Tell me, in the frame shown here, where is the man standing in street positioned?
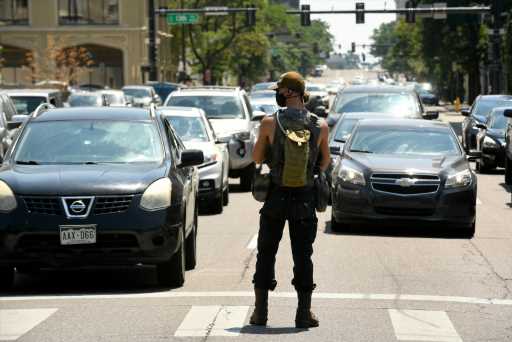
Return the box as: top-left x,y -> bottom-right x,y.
250,71 -> 330,328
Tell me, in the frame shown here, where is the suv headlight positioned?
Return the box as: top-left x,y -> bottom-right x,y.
338,164 -> 366,186
445,169 -> 472,189
482,136 -> 498,148
0,180 -> 17,213
140,178 -> 172,211
234,131 -> 251,141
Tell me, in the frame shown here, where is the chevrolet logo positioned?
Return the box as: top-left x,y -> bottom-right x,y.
395,178 -> 416,187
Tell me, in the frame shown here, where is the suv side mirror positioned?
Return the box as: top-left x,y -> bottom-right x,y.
423,111 -> 439,120
475,123 -> 487,130
179,150 -> 204,168
466,150 -> 482,162
251,111 -> 266,122
504,109 -> 512,118
461,109 -> 470,117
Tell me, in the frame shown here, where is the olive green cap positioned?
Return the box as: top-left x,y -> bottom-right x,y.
269,71 -> 306,93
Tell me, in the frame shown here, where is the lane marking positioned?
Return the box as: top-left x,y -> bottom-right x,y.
175,306 -> 249,337
0,308 -> 58,341
2,291 -> 512,306
389,309 -> 462,342
246,233 -> 258,250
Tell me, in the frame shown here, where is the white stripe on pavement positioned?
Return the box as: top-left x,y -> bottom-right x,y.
476,198 -> 482,205
0,308 -> 58,341
389,309 -> 462,342
175,306 -> 249,337
247,233 -> 258,250
3,291 -> 512,306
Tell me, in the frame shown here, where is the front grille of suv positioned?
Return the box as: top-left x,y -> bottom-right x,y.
22,197 -> 63,215
94,196 -> 133,215
21,195 -> 134,216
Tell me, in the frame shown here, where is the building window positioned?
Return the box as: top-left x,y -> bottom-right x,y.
59,0 -> 119,25
0,0 -> 29,26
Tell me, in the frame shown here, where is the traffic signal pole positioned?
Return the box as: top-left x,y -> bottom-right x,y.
148,0 -> 158,81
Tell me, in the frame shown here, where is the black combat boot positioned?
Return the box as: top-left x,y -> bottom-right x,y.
295,291 -> 319,328
249,288 -> 268,326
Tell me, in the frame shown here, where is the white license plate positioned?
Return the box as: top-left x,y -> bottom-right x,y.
60,225 -> 97,245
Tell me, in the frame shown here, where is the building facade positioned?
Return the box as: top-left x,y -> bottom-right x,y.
0,0 -> 173,88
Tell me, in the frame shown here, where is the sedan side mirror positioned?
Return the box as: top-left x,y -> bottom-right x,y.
423,111 -> 439,120
475,123 -> 487,130
461,109 -> 470,117
8,115 -> 28,130
466,150 -> 482,162
330,146 -> 341,155
179,150 -> 204,168
504,109 -> 512,118
251,111 -> 266,122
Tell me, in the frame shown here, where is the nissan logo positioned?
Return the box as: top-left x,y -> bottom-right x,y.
396,178 -> 415,188
69,200 -> 87,214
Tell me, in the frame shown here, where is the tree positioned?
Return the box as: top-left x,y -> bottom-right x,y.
23,35 -> 94,85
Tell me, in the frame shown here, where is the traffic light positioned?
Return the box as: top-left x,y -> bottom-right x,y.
246,5 -> 256,27
300,4 -> 311,26
356,2 -> 365,24
351,42 -> 356,53
405,1 -> 416,23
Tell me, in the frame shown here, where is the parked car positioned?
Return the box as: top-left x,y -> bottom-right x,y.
461,95 -> 512,152
146,82 -> 184,104
0,92 -> 18,122
331,119 -> 478,238
250,82 -> 275,93
250,90 -> 278,115
159,107 -> 229,214
122,85 -> 162,107
68,92 -> 109,107
0,106 -> 203,289
165,86 -> 263,191
0,93 -> 18,158
327,85 -> 438,128
306,83 -> 329,108
101,90 -> 129,107
503,109 -> 512,184
417,88 -> 439,106
326,80 -> 345,96
5,89 -> 64,114
475,107 -> 510,173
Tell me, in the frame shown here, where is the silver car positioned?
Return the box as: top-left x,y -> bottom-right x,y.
164,87 -> 262,191
159,107 -> 229,214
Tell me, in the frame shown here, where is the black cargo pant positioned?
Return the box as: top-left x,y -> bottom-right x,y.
253,186 -> 318,292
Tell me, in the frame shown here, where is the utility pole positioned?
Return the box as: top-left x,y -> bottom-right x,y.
489,0 -> 503,94
180,0 -> 187,76
148,0 -> 158,81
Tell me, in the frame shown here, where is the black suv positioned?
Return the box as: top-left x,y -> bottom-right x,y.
504,109 -> 512,184
0,105 -> 203,289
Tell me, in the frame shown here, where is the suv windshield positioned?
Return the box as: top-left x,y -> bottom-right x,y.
166,116 -> 209,142
11,96 -> 47,115
474,99 -> 512,117
69,95 -> 102,107
349,127 -> 460,156
333,118 -> 358,142
15,121 -> 163,164
166,95 -> 244,119
334,93 -> 420,117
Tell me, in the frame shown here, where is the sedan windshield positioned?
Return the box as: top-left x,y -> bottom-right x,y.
69,95 -> 102,107
11,96 -> 46,114
15,121 -> 163,164
104,93 -> 125,105
349,127 -> 460,156
167,116 -> 209,142
334,93 -> 420,117
166,95 -> 244,119
474,99 -> 512,117
123,88 -> 151,98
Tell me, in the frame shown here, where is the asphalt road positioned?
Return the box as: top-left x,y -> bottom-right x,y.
2,94 -> 512,341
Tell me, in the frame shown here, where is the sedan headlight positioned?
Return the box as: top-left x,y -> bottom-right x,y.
0,180 -> 17,213
140,178 -> 172,211
234,131 -> 251,141
445,169 -> 472,189
338,164 -> 366,186
482,136 -> 498,148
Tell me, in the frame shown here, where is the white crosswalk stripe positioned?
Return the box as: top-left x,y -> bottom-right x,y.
0,308 -> 58,341
247,233 -> 258,250
174,305 -> 250,337
389,309 -> 462,342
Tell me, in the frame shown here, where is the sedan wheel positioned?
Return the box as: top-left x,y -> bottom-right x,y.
223,187 -> 229,206
331,212 -> 349,233
210,190 -> 224,214
460,222 -> 476,239
505,157 -> 512,185
0,266 -> 15,290
185,211 -> 197,270
157,228 -> 185,287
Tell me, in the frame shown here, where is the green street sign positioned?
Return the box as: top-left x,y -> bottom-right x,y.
167,13 -> 200,25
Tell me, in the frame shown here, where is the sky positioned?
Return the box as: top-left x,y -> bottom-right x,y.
300,0 -> 397,56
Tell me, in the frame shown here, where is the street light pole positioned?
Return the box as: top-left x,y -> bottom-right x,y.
148,0 -> 158,81
180,0 -> 187,76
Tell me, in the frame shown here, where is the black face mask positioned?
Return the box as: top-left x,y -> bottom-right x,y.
275,91 -> 287,107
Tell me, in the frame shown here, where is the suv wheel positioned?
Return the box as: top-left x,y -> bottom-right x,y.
240,164 -> 255,191
185,210 -> 198,270
223,187 -> 229,206
506,157 -> 512,185
0,266 -> 15,290
460,222 -> 476,239
331,212 -> 349,233
210,190 -> 223,214
157,228 -> 185,287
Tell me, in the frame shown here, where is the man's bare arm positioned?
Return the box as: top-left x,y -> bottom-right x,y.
252,116 -> 273,164
318,120 -> 331,171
